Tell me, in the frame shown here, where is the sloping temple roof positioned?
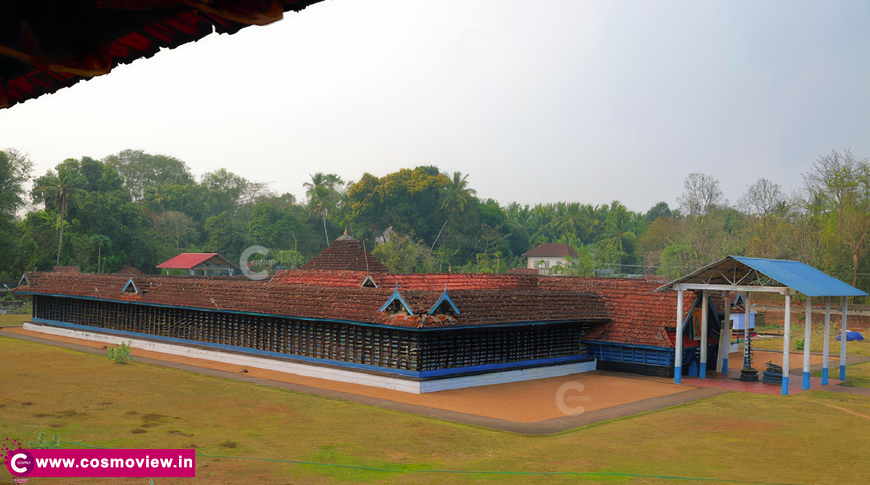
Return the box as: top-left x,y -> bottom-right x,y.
1,0 -> 324,109
657,255 -> 868,297
301,237 -> 389,273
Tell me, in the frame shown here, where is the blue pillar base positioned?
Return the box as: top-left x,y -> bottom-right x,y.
822,367 -> 829,385
722,358 -> 728,375
781,375 -> 790,396
699,365 -> 706,379
802,371 -> 810,390
840,365 -> 846,381
675,367 -> 681,384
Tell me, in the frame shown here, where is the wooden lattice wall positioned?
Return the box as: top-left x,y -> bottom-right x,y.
33,296 -> 590,373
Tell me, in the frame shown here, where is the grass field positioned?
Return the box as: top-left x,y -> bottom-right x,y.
2,334 -> 870,484
0,314 -> 29,326
748,323 -> 870,356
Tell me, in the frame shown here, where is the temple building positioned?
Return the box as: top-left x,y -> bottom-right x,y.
15,236 -> 699,393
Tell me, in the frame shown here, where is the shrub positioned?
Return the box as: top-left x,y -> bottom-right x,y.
29,431 -> 61,449
107,341 -> 134,364
796,339 -> 805,351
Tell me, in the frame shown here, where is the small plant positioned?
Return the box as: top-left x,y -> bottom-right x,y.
28,430 -> 61,449
796,339 -> 805,351
108,341 -> 134,364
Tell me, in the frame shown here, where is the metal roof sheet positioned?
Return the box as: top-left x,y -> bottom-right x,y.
657,255 -> 868,297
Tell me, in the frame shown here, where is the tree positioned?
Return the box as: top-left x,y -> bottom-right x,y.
154,211 -> 198,253
104,149 -> 194,201
658,244 -> 694,279
677,173 -> 724,217
432,171 -> 477,250
304,173 -> 345,246
676,173 -> 728,267
34,166 -> 87,266
0,149 -> 34,276
0,148 -> 34,217
803,149 -> 870,287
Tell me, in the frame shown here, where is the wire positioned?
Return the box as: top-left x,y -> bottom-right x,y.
58,442 -> 801,484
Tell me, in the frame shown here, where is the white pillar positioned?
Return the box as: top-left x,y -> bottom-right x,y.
823,297 -> 831,385
700,290 -> 709,378
841,297 -> 848,381
782,293 -> 791,395
743,293 -> 751,368
803,297 -> 812,390
717,293 -> 731,373
675,289 -> 684,384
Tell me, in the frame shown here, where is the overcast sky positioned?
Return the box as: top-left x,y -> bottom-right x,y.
2,0 -> 869,213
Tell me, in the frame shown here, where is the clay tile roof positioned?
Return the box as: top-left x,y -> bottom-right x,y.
539,276 -> 688,348
53,266 -> 80,273
507,268 -> 541,275
301,239 -> 389,273
156,253 -> 240,271
15,271 -> 611,329
521,243 -> 579,258
1,1 -> 327,110
117,266 -> 144,275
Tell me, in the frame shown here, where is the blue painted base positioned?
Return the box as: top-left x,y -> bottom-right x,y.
722,358 -> 728,375
840,365 -> 847,381
822,367 -> 829,385
781,375 -> 790,396
802,371 -> 810,390
699,365 -> 706,379
675,367 -> 681,384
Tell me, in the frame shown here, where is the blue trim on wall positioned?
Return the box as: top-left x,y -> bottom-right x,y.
802,371 -> 810,390
30,318 -> 591,379
822,367 -> 829,385
840,365 -> 846,381
24,292 -> 601,332
781,375 -> 790,395
582,340 -> 673,353
585,341 -> 675,367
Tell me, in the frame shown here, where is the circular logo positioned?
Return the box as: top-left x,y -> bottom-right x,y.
555,381 -> 590,416
240,245 -> 270,281
6,448 -> 35,477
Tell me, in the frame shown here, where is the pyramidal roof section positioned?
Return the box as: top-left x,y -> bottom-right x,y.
301,235 -> 390,273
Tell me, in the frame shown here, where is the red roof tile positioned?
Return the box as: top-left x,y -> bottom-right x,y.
300,239 -> 389,273
16,271 -> 609,329
156,253 -> 238,270
539,277 -> 692,348
507,268 -> 541,275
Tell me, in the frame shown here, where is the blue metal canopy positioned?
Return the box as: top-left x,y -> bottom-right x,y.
657,255 -> 868,297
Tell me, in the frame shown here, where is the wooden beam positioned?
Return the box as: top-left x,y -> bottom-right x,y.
677,283 -> 794,295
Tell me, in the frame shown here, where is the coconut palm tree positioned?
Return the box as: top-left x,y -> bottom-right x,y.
431,171 -> 477,250
304,173 -> 345,246
38,173 -> 86,266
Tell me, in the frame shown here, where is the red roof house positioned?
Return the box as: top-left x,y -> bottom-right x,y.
156,253 -> 241,276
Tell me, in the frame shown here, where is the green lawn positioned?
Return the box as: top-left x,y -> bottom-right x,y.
829,361 -> 870,388
0,313 -> 29,326
751,323 -> 870,356
2,334 -> 870,484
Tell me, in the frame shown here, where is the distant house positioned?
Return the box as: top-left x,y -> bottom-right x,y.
520,243 -> 578,275
156,253 -> 241,276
